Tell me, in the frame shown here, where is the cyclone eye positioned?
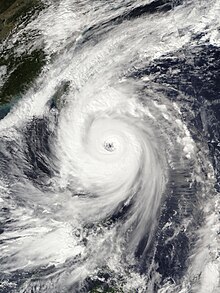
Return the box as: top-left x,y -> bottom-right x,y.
104,141 -> 115,152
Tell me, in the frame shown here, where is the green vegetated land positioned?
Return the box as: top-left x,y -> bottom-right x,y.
0,0 -> 41,40
0,0 -> 46,118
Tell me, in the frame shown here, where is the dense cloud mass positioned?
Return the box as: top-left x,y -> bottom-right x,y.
0,1 -> 219,292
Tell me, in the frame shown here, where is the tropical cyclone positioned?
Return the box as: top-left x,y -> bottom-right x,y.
0,0 -> 219,293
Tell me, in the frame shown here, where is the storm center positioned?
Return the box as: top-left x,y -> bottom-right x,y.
104,141 -> 116,152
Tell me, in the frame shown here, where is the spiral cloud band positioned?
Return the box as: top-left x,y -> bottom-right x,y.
0,0 -> 219,292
